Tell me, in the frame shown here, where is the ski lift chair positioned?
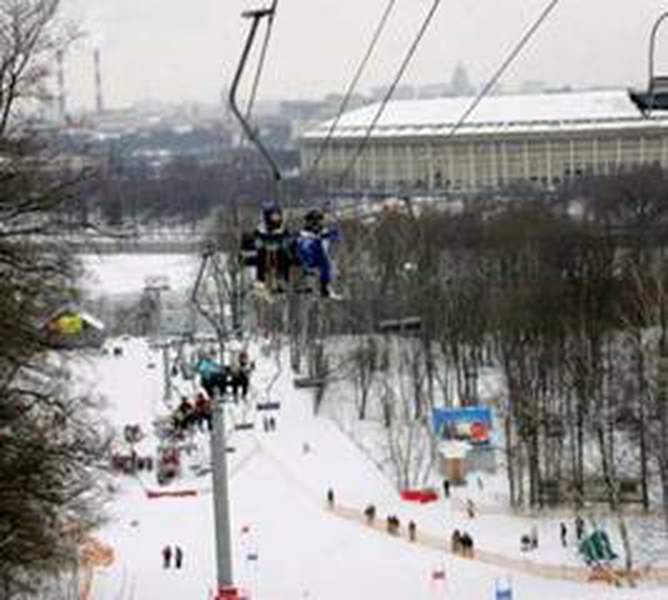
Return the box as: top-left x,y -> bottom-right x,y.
256,401 -> 281,411
234,421 -> 255,431
630,12 -> 668,115
377,316 -> 422,335
293,375 -> 325,389
629,77 -> 668,114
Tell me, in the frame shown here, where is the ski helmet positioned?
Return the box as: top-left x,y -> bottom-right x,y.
304,208 -> 324,232
262,200 -> 283,230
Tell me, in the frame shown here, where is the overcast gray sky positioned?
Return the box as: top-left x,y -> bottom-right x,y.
64,0 -> 668,110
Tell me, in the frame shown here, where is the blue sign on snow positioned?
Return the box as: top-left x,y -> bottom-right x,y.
432,406 -> 492,431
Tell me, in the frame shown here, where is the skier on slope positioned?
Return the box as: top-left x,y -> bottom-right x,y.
294,208 -> 340,298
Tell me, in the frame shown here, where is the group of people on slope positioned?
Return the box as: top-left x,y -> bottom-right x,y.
451,529 -> 474,558
162,545 -> 184,569
241,201 -> 340,298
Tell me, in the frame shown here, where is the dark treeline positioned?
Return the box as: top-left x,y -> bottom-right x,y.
80,141 -> 303,227
0,1 -> 110,597
320,165 -> 668,527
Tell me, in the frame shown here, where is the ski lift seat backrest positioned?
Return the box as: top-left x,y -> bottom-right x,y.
652,75 -> 668,93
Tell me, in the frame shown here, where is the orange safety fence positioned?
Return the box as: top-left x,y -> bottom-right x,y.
79,537 -> 116,600
330,505 -> 668,586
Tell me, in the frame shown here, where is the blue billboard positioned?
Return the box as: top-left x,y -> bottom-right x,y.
432,406 -> 493,443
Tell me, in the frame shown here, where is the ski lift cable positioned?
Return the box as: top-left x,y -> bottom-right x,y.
332,0 -> 563,296
245,0 -> 280,121
336,0 -> 561,190
447,0 -> 562,139
337,0 -> 443,185
305,0 -> 400,179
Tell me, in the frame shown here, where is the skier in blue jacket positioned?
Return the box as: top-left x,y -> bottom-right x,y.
197,354 -> 228,398
295,209 -> 339,298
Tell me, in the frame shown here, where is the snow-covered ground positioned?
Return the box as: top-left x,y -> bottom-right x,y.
80,254 -> 198,299
71,254 -> 668,599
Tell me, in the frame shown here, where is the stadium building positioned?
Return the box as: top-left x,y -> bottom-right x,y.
299,90 -> 668,195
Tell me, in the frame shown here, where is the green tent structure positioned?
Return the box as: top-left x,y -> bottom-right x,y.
579,529 -> 617,565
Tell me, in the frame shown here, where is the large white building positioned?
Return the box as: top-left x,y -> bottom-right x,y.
300,90 -> 668,195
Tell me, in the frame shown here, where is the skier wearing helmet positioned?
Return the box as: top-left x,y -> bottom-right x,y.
295,209 -> 340,298
250,200 -> 294,293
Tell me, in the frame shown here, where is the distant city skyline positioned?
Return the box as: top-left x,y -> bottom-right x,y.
62,0 -> 668,111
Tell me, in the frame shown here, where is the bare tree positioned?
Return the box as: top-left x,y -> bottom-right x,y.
0,3 -> 110,597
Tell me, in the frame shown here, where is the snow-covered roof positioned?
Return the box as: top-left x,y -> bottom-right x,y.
302,90 -> 668,141
79,310 -> 106,331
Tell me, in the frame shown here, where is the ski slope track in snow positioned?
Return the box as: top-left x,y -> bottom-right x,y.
71,255 -> 668,599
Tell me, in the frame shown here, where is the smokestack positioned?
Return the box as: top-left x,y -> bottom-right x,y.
56,49 -> 66,121
94,49 -> 104,114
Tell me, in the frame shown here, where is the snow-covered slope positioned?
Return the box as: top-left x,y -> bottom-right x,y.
71,254 -> 668,599
68,337 -> 666,600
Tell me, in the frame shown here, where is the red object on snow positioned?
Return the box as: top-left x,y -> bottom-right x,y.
400,489 -> 439,503
216,586 -> 249,600
145,489 -> 198,499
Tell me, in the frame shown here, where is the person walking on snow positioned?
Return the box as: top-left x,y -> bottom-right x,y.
575,515 -> 585,541
162,545 -> 172,569
442,478 -> 451,499
530,524 -> 539,549
560,522 -> 568,547
175,546 -> 183,569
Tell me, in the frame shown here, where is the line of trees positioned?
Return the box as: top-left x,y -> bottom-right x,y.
0,2 -> 109,597
316,166 -> 668,533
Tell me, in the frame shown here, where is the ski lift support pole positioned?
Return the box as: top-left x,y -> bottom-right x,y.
211,5 -> 281,597
211,388 -> 235,597
228,4 -> 282,185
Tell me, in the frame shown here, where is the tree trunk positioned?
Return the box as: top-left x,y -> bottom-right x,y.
505,413 -> 516,506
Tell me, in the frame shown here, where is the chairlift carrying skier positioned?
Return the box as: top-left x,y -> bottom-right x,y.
295,209 -> 339,298
197,353 -> 229,399
244,200 -> 294,293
